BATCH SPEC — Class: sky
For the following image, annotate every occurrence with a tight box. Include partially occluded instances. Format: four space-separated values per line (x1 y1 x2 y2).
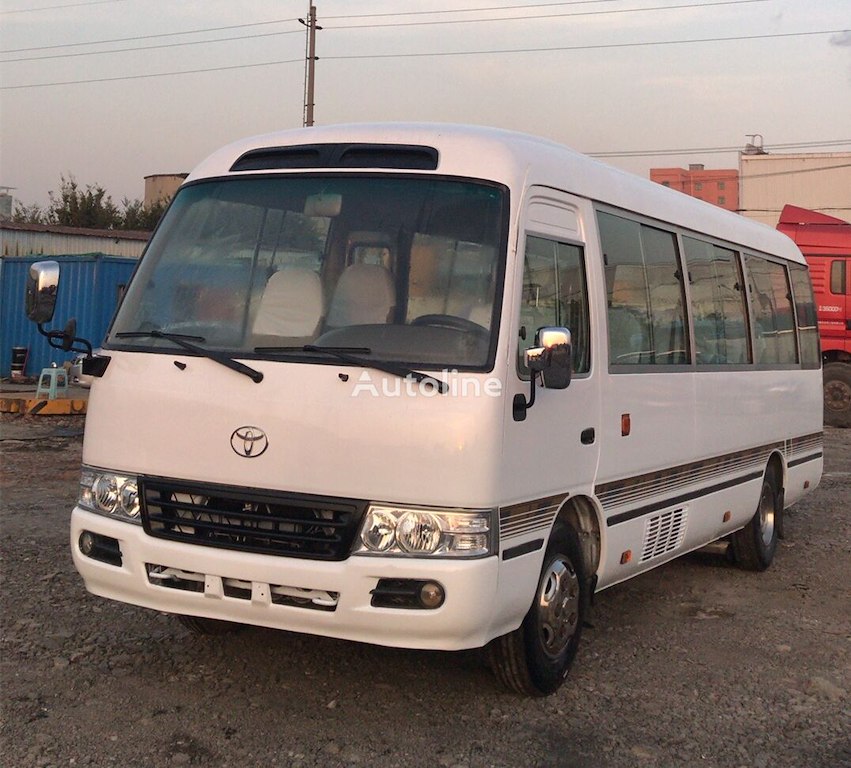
1 0 850 210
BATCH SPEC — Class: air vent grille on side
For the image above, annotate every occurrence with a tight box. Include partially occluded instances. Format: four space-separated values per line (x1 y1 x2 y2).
641 508 688 562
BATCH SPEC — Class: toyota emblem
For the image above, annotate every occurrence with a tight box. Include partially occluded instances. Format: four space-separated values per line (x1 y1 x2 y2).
230 426 269 458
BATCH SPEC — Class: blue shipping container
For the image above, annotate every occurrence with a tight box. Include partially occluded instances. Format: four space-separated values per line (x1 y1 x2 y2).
0 254 137 377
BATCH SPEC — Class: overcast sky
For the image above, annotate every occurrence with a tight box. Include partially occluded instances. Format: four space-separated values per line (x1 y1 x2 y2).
1 0 850 210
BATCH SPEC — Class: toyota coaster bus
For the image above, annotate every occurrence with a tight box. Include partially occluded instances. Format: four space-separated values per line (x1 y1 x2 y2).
26 124 823 696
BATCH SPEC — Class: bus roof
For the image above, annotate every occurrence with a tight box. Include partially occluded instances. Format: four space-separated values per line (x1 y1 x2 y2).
187 123 805 265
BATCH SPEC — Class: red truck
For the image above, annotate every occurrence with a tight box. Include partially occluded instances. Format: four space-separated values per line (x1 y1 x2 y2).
777 205 850 427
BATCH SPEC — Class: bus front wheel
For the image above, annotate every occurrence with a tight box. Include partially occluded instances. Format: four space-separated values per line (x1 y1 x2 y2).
486 523 588 696
731 467 781 571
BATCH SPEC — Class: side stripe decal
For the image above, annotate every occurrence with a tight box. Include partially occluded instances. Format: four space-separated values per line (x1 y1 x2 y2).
502 538 545 561
598 432 822 528
497 432 822 539
606 471 763 527
788 451 823 469
499 493 566 541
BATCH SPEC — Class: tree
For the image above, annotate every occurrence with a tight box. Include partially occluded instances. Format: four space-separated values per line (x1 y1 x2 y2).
120 197 168 231
10 175 172 231
47 175 120 229
12 201 47 224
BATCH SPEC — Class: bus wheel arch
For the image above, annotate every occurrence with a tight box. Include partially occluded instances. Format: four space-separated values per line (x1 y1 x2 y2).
486 499 598 696
487 521 589 696
731 455 784 571
554 495 602 581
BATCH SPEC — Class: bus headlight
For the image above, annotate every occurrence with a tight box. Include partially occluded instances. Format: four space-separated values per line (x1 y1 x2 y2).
79 466 141 524
354 505 494 558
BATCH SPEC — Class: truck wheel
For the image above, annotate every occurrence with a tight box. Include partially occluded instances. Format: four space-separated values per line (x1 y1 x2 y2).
487 524 588 696
731 466 780 571
823 362 851 428
177 615 243 635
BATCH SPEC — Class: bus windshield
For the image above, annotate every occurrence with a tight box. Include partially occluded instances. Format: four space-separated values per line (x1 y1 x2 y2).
109 175 507 370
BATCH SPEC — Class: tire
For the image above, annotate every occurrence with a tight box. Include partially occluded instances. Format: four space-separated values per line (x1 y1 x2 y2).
823 362 851 428
731 466 781 571
487 524 588 696
176 615 243 635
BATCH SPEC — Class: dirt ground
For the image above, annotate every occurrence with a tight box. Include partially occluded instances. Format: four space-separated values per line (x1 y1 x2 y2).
1 413 848 768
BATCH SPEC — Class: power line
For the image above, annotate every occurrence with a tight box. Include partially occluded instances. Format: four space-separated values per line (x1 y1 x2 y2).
323 0 770 30
648 163 851 189
0 58 302 90
592 139 851 158
2 28 302 63
321 29 847 61
740 162 851 181
0 0 127 14
0 3 620 54
323 0 624 20
3 27 845 91
0 0 766 59
0 18 298 55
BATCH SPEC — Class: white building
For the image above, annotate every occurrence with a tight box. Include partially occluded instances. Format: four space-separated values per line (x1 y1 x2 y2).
739 152 851 228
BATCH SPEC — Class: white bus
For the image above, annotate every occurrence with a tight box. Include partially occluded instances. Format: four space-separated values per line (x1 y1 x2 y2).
26 124 823 696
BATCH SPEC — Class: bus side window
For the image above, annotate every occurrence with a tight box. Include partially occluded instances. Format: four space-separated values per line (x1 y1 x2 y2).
683 237 751 365
598 211 689 366
745 255 798 365
789 264 821 369
518 235 590 378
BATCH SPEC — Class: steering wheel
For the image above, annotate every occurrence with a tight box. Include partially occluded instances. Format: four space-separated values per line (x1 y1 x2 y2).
411 314 488 336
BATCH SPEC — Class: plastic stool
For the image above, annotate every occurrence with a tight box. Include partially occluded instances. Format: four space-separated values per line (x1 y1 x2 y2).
36 367 69 400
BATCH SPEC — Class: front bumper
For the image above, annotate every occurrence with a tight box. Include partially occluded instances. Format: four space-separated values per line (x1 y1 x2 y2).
71 507 501 650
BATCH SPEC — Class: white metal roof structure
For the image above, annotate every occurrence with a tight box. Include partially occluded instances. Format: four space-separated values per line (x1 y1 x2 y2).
187 123 805 265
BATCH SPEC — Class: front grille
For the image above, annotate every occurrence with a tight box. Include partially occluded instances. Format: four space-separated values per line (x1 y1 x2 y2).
140 477 366 561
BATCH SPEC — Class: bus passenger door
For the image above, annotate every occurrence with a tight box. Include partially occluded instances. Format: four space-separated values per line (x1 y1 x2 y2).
501 189 601 507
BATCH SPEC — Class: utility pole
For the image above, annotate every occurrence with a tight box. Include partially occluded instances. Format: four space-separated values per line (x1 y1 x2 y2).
299 3 321 127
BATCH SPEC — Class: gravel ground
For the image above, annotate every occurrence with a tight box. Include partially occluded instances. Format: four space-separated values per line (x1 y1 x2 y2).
1 413 849 768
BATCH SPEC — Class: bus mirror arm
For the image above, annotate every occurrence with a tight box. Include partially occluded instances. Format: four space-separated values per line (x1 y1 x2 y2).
37 318 94 358
25 260 107 374
513 327 572 422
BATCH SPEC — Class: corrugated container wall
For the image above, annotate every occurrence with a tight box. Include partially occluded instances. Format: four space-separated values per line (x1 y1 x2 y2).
0 254 137 377
1 229 147 259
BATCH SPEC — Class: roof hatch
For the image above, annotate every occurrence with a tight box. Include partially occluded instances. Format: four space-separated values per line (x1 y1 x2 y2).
230 143 439 172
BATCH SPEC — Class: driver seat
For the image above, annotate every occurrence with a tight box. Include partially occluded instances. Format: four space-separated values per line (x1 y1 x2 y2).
325 263 396 330
252 267 324 344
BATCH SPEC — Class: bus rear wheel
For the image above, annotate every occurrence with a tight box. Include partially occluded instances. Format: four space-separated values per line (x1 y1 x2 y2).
731 467 781 571
486 524 588 696
823 362 851 428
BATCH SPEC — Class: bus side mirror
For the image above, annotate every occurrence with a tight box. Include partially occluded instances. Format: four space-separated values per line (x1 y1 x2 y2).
25 260 60 324
24 260 96 361
526 326 572 390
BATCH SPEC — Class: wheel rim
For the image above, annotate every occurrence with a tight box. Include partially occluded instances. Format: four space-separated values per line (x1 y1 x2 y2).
824 379 851 414
536 557 580 656
758 482 776 548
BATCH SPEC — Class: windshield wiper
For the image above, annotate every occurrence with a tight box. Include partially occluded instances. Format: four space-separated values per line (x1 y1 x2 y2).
256 344 448 394
116 330 263 383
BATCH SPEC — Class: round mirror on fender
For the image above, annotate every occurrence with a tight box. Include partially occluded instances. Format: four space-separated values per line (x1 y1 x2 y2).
25 261 61 324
